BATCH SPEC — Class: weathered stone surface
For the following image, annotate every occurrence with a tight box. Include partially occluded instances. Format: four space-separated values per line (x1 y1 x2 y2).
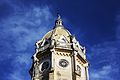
30 15 89 80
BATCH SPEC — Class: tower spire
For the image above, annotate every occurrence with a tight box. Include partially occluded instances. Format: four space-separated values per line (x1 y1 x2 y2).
55 13 63 26
57 14 61 20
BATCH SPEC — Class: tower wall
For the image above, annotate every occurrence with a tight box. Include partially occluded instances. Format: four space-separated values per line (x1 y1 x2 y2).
29 15 89 80
53 50 72 80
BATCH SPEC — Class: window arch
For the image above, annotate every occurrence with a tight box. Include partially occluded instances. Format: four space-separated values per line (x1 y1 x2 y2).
77 65 81 76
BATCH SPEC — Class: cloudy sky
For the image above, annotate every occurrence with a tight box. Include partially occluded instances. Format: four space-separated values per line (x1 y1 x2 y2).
0 0 120 80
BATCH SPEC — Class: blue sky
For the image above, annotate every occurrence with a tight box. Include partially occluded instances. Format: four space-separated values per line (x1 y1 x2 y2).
0 0 120 80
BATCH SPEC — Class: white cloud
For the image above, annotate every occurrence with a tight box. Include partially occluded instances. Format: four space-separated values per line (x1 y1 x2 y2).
88 39 120 80
9 71 24 80
8 53 32 80
90 65 114 80
89 20 120 80
15 53 31 65
1 6 53 51
0 5 54 80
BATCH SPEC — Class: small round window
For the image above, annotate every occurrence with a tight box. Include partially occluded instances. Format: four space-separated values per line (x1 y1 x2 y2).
59 59 69 68
40 60 50 72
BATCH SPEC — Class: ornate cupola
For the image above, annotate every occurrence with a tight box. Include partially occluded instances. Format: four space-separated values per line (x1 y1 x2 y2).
29 15 89 80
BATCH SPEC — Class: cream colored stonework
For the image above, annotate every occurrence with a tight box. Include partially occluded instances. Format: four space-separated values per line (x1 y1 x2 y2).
29 15 89 80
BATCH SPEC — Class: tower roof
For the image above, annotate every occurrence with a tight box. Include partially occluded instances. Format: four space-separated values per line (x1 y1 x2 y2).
40 14 71 42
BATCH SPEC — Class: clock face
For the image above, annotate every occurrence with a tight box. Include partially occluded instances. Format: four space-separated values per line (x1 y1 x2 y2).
39 60 50 72
59 59 69 68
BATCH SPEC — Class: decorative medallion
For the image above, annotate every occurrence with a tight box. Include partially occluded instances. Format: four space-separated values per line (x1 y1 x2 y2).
59 59 69 68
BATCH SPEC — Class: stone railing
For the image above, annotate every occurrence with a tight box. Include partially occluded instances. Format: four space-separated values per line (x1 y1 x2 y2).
55 42 72 50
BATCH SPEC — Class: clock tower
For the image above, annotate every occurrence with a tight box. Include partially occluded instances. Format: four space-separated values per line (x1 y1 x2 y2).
29 15 89 80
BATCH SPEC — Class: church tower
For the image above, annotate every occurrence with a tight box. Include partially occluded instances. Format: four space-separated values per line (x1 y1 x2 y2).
29 15 89 80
